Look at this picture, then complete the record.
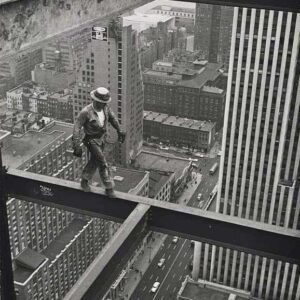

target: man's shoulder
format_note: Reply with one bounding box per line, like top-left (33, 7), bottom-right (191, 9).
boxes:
top-left (80, 104), bottom-right (93, 114)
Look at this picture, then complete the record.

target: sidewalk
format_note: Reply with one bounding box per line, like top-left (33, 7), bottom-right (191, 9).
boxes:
top-left (176, 172), bottom-right (202, 206)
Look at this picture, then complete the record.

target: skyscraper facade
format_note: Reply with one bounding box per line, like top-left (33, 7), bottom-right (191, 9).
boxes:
top-left (73, 19), bottom-right (144, 166)
top-left (193, 8), bottom-right (300, 299)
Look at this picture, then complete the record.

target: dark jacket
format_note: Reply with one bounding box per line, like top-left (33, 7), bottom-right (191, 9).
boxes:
top-left (73, 103), bottom-right (121, 148)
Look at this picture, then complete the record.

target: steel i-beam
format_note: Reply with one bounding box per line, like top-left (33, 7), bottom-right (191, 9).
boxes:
top-left (6, 169), bottom-right (300, 265)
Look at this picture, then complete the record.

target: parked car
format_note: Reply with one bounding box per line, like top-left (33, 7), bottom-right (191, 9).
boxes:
top-left (157, 258), bottom-right (165, 268)
top-left (197, 193), bottom-right (202, 200)
top-left (151, 282), bottom-right (160, 293)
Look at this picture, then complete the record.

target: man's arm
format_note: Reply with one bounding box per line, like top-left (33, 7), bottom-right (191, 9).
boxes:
top-left (107, 106), bottom-right (126, 143)
top-left (107, 106), bottom-right (121, 133)
top-left (72, 109), bottom-right (87, 148)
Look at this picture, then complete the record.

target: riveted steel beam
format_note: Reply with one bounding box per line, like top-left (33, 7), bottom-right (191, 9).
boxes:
top-left (6, 169), bottom-right (300, 265)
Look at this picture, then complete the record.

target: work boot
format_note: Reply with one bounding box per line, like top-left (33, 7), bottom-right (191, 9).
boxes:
top-left (105, 188), bottom-right (116, 198)
top-left (81, 179), bottom-right (91, 192)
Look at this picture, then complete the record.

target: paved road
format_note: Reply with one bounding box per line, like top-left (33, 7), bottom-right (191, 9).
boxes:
top-left (130, 156), bottom-right (220, 299)
top-left (130, 235), bottom-right (192, 300)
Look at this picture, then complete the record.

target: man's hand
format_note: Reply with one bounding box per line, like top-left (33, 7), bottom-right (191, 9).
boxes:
top-left (118, 131), bottom-right (126, 143)
top-left (73, 145), bottom-right (83, 158)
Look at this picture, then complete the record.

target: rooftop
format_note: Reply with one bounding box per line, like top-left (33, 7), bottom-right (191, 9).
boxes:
top-left (143, 69), bottom-right (182, 81)
top-left (134, 150), bottom-right (191, 181)
top-left (202, 85), bottom-right (224, 94)
top-left (179, 277), bottom-right (253, 300)
top-left (144, 111), bottom-right (215, 132)
top-left (14, 248), bottom-right (48, 284)
top-left (123, 12), bottom-right (174, 24)
top-left (7, 81), bottom-right (72, 100)
top-left (179, 63), bottom-right (223, 89)
top-left (151, 5), bottom-right (195, 14)
top-left (0, 129), bottom-right (10, 140)
top-left (2, 121), bottom-right (73, 169)
top-left (144, 62), bottom-right (223, 88)
top-left (93, 166), bottom-right (148, 194)
top-left (42, 218), bottom-right (87, 261)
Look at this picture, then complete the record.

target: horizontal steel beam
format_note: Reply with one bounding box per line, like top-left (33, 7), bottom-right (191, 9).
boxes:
top-left (6, 169), bottom-right (136, 223)
top-left (176, 0), bottom-right (300, 12)
top-left (64, 203), bottom-right (150, 300)
top-left (6, 169), bottom-right (300, 264)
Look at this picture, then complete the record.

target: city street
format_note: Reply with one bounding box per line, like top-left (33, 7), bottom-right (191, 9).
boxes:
top-left (130, 156), bottom-right (220, 299)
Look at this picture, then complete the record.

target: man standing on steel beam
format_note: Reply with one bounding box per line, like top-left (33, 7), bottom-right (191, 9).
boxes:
top-left (72, 87), bottom-right (126, 198)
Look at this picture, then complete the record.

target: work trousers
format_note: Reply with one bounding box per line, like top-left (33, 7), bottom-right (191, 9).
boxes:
top-left (81, 138), bottom-right (114, 189)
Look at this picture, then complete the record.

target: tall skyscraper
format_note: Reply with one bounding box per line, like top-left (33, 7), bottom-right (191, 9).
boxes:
top-left (193, 8), bottom-right (300, 299)
top-left (73, 18), bottom-right (144, 166)
top-left (194, 4), bottom-right (233, 70)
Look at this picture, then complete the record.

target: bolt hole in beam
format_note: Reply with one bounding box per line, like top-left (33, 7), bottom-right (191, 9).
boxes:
top-left (174, 0), bottom-right (300, 13)
top-left (6, 169), bottom-right (300, 264)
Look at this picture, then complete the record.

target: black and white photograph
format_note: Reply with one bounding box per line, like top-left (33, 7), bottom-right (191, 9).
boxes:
top-left (0, 0), bottom-right (299, 299)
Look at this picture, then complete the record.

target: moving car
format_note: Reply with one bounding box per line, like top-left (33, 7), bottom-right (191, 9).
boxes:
top-left (172, 236), bottom-right (179, 243)
top-left (157, 258), bottom-right (165, 268)
top-left (160, 146), bottom-right (170, 150)
top-left (209, 162), bottom-right (219, 175)
top-left (151, 282), bottom-right (160, 293)
top-left (197, 193), bottom-right (202, 200)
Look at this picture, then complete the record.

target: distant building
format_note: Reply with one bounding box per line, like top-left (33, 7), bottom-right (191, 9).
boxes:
top-left (144, 110), bottom-right (216, 152)
top-left (73, 19), bottom-right (144, 166)
top-left (6, 82), bottom-right (73, 122)
top-left (93, 166), bottom-right (149, 197)
top-left (2, 121), bottom-right (115, 299)
top-left (149, 170), bottom-right (174, 202)
top-left (123, 13), bottom-right (175, 33)
top-left (123, 12), bottom-right (177, 70)
top-left (194, 4), bottom-right (233, 70)
top-left (31, 62), bottom-right (75, 92)
top-left (177, 277), bottom-right (253, 300)
top-left (43, 39), bottom-right (81, 72)
top-left (143, 60), bottom-right (226, 129)
top-left (147, 5), bottom-right (195, 33)
top-left (0, 74), bottom-right (15, 97)
top-left (0, 48), bottom-right (43, 86)
top-left (134, 150), bottom-right (193, 199)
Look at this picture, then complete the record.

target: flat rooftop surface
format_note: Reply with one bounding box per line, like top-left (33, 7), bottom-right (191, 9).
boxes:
top-left (179, 63), bottom-right (223, 89)
top-left (181, 282), bottom-right (249, 300)
top-left (2, 129), bottom-right (63, 169)
top-left (144, 111), bottom-right (215, 132)
top-left (2, 121), bottom-right (72, 169)
top-left (93, 166), bottom-right (148, 194)
top-left (143, 69), bottom-right (182, 81)
top-left (123, 13), bottom-right (173, 23)
top-left (14, 248), bottom-right (47, 284)
top-left (0, 129), bottom-right (9, 139)
top-left (14, 264), bottom-right (36, 284)
top-left (42, 121), bottom-right (73, 138)
top-left (135, 150), bottom-right (190, 180)
top-left (42, 218), bottom-right (87, 261)
top-left (182, 282), bottom-right (229, 299)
